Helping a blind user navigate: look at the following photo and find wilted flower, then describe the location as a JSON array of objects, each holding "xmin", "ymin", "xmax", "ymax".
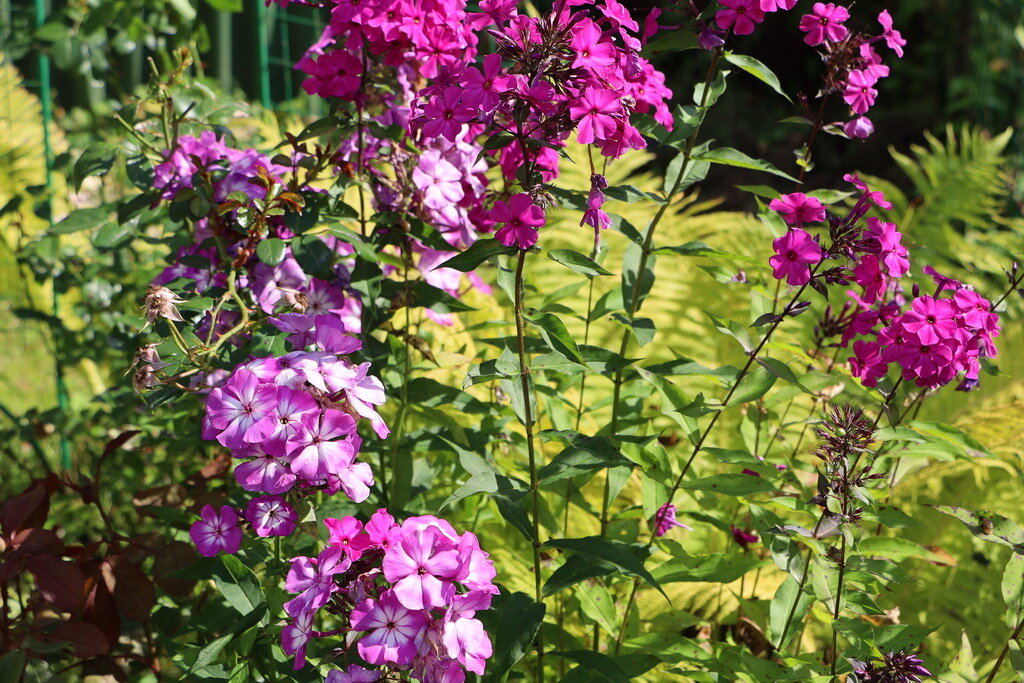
[{"xmin": 142, "ymin": 284, "xmax": 185, "ymax": 324}]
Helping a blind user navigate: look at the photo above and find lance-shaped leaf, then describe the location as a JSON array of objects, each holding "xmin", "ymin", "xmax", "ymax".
[
  {"xmin": 930, "ymin": 506, "xmax": 1024, "ymax": 550},
  {"xmin": 441, "ymin": 237, "xmax": 516, "ymax": 272},
  {"xmin": 544, "ymin": 537, "xmax": 667, "ymax": 599},
  {"xmin": 480, "ymin": 592, "xmax": 546, "ymax": 683},
  {"xmin": 695, "ymin": 147, "xmax": 798, "ymax": 183},
  {"xmin": 724, "ymin": 52, "xmax": 791, "ymax": 102}
]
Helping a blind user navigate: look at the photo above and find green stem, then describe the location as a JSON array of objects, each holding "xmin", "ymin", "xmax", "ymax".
[
  {"xmin": 600, "ymin": 45, "xmax": 724, "ymax": 537},
  {"xmin": 985, "ymin": 615, "xmax": 1024, "ymax": 683},
  {"xmin": 513, "ymin": 250, "xmax": 544, "ymax": 680}
]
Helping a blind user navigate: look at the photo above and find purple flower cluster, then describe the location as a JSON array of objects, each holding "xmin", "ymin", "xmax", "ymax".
[
  {"xmin": 714, "ymin": 2, "xmax": 906, "ymax": 138},
  {"xmin": 768, "ymin": 174, "xmax": 909, "ymax": 299},
  {"xmin": 283, "ymin": 512, "xmax": 498, "ymax": 682},
  {"xmin": 847, "ymin": 268, "xmax": 1000, "ymax": 389}
]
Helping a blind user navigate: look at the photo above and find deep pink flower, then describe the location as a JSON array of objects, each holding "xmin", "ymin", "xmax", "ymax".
[
  {"xmin": 844, "ymin": 70, "xmax": 879, "ymax": 115},
  {"xmin": 653, "ymin": 503, "xmax": 691, "ymax": 537},
  {"xmin": 246, "ymin": 495, "xmax": 297, "ymax": 537},
  {"xmin": 878, "ymin": 10, "xmax": 906, "ymax": 57},
  {"xmin": 799, "ymin": 3, "xmax": 849, "ymax": 46},
  {"xmin": 769, "ymin": 193, "xmax": 826, "ymax": 227},
  {"xmin": 325, "ymin": 516, "xmax": 373, "ymax": 560},
  {"xmin": 569, "ymin": 87, "xmax": 621, "ymax": 145},
  {"xmin": 461, "ymin": 54, "xmax": 512, "ymax": 112},
  {"xmin": 570, "ymin": 19, "xmax": 617, "ymax": 72},
  {"xmin": 190, "ymin": 505, "xmax": 243, "ymax": 557},
  {"xmin": 716, "ymin": 0, "xmax": 765, "ymax": 36},
  {"xmin": 491, "ymin": 194, "xmax": 544, "ymax": 250},
  {"xmin": 442, "ymin": 592, "xmax": 494, "ymax": 675},
  {"xmin": 351, "ymin": 590, "xmax": 428, "ymax": 666},
  {"xmin": 383, "ymin": 526, "xmax": 461, "ymax": 610},
  {"xmin": 234, "ymin": 440, "xmax": 297, "ymax": 494},
  {"xmin": 769, "ymin": 229, "xmax": 822, "ymax": 285},
  {"xmin": 299, "ymin": 51, "xmax": 363, "ymax": 100},
  {"xmin": 844, "ymin": 173, "xmax": 893, "ymax": 210},
  {"xmin": 205, "ymin": 369, "xmax": 278, "ymax": 449},
  {"xmin": 281, "ymin": 609, "xmax": 314, "ymax": 670},
  {"xmin": 420, "ymin": 88, "xmax": 475, "ymax": 143},
  {"xmin": 901, "ymin": 296, "xmax": 958, "ymax": 345},
  {"xmin": 270, "ymin": 386, "xmax": 318, "ymax": 440},
  {"xmin": 844, "ymin": 116, "xmax": 875, "ymax": 139},
  {"xmin": 731, "ymin": 525, "xmax": 759, "ymax": 548},
  {"xmin": 760, "ymin": 0, "xmax": 797, "ymax": 11}
]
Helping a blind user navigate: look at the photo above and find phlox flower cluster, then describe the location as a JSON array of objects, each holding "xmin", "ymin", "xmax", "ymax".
[
  {"xmin": 189, "ymin": 316, "xmax": 387, "ymax": 556},
  {"xmin": 713, "ymin": 2, "xmax": 906, "ymax": 138},
  {"xmin": 767, "ymin": 174, "xmax": 909, "ymax": 303},
  {"xmin": 282, "ymin": 512, "xmax": 498, "ymax": 683},
  {"xmin": 845, "ymin": 268, "xmax": 1000, "ymax": 390}
]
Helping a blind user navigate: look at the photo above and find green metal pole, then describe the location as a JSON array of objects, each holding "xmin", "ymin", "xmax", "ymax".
[
  {"xmin": 34, "ymin": 0, "xmax": 71, "ymax": 471},
  {"xmin": 255, "ymin": 0, "xmax": 272, "ymax": 109}
]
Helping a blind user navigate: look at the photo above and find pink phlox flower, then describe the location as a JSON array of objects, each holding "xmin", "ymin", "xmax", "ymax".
[
  {"xmin": 466, "ymin": 0, "xmax": 517, "ymax": 29},
  {"xmin": 760, "ymin": 0, "xmax": 797, "ymax": 11},
  {"xmin": 234, "ymin": 439, "xmax": 297, "ymax": 494},
  {"xmin": 205, "ymin": 369, "xmax": 279, "ymax": 449},
  {"xmin": 340, "ymin": 362, "xmax": 389, "ymax": 438},
  {"xmin": 492, "ymin": 194, "xmax": 544, "ymax": 250},
  {"xmin": 286, "ymin": 409, "xmax": 358, "ymax": 481},
  {"xmin": 460, "ymin": 54, "xmax": 512, "ymax": 112},
  {"xmin": 878, "ymin": 10, "xmax": 906, "ymax": 57},
  {"xmin": 731, "ymin": 525, "xmax": 759, "ymax": 548},
  {"xmin": 858, "ymin": 43, "xmax": 890, "ymax": 80},
  {"xmin": 455, "ymin": 531, "xmax": 498, "ymax": 592},
  {"xmin": 300, "ymin": 278, "xmax": 347, "ymax": 317},
  {"xmin": 600, "ymin": 0, "xmax": 640, "ymax": 33},
  {"xmin": 383, "ymin": 526, "xmax": 461, "ymax": 610},
  {"xmin": 653, "ymin": 502, "xmax": 691, "ymax": 537},
  {"xmin": 597, "ymin": 118, "xmax": 646, "ymax": 158},
  {"xmin": 325, "ymin": 516, "xmax": 374, "ymax": 560},
  {"xmin": 853, "ymin": 255, "xmax": 887, "ymax": 304},
  {"xmin": 190, "ymin": 504, "xmax": 243, "ymax": 557},
  {"xmin": 299, "ymin": 50, "xmax": 363, "ymax": 100},
  {"xmin": 922, "ymin": 265, "xmax": 964, "ymax": 293},
  {"xmin": 863, "ymin": 217, "xmax": 909, "ymax": 277},
  {"xmin": 769, "ymin": 192, "xmax": 826, "ymax": 227},
  {"xmin": 901, "ymin": 296, "xmax": 958, "ymax": 345},
  {"xmin": 849, "ymin": 339, "xmax": 887, "ymax": 387},
  {"xmin": 326, "ymin": 666, "xmax": 381, "ymax": 683},
  {"xmin": 413, "ymin": 149, "xmax": 466, "ymax": 210},
  {"xmin": 351, "ymin": 590, "xmax": 428, "ymax": 666},
  {"xmin": 716, "ymin": 0, "xmax": 765, "ymax": 36},
  {"xmin": 325, "ymin": 454, "xmax": 375, "ymax": 504},
  {"xmin": 246, "ymin": 495, "xmax": 297, "ymax": 537},
  {"xmin": 365, "ymin": 508, "xmax": 400, "ymax": 549},
  {"xmin": 441, "ymin": 593, "xmax": 493, "ymax": 675},
  {"xmin": 271, "ymin": 386, "xmax": 319, "ymax": 440},
  {"xmin": 844, "ymin": 69, "xmax": 879, "ymax": 115},
  {"xmin": 844, "ymin": 116, "xmax": 875, "ymax": 139},
  {"xmin": 570, "ymin": 87, "xmax": 622, "ymax": 145},
  {"xmin": 270, "ymin": 314, "xmax": 319, "ymax": 350},
  {"xmin": 312, "ymin": 314, "xmax": 362, "ymax": 355},
  {"xmin": 281, "ymin": 608, "xmax": 315, "ymax": 670},
  {"xmin": 570, "ymin": 19, "xmax": 617, "ymax": 72},
  {"xmin": 799, "ymin": 2, "xmax": 850, "ymax": 46},
  {"xmin": 420, "ymin": 88, "xmax": 476, "ymax": 142},
  {"xmin": 769, "ymin": 229, "xmax": 822, "ymax": 286},
  {"xmin": 844, "ymin": 173, "xmax": 893, "ymax": 210},
  {"xmin": 284, "ymin": 546, "xmax": 350, "ymax": 616}
]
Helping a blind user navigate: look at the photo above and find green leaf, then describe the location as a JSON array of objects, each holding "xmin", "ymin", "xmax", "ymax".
[
  {"xmin": 205, "ymin": 0, "xmax": 243, "ymax": 11},
  {"xmin": 93, "ymin": 221, "xmax": 135, "ymax": 249},
  {"xmin": 441, "ymin": 238, "xmax": 516, "ymax": 272},
  {"xmin": 529, "ymin": 312, "xmax": 584, "ymax": 364},
  {"xmin": 543, "ymin": 553, "xmax": 616, "ymax": 596},
  {"xmin": 655, "ymin": 241, "xmax": 720, "ymax": 257},
  {"xmin": 770, "ymin": 575, "xmax": 811, "ymax": 651},
  {"xmin": 73, "ymin": 143, "xmax": 118, "ymax": 191},
  {"xmin": 211, "ymin": 555, "xmax": 264, "ymax": 615},
  {"xmin": 537, "ymin": 432, "xmax": 634, "ymax": 483},
  {"xmin": 663, "ymin": 156, "xmax": 710, "ymax": 196},
  {"xmin": 126, "ymin": 154, "xmax": 155, "ymax": 189},
  {"xmin": 547, "ymin": 248, "xmax": 613, "ymax": 277},
  {"xmin": 724, "ymin": 53, "xmax": 791, "ymax": 102},
  {"xmin": 611, "ymin": 314, "xmax": 655, "ymax": 347},
  {"xmin": 256, "ymin": 238, "xmax": 287, "ymax": 266},
  {"xmin": 695, "ymin": 147, "xmax": 798, "ymax": 182},
  {"xmin": 1002, "ymin": 553, "xmax": 1024, "ymax": 627},
  {"xmin": 641, "ymin": 30, "xmax": 699, "ymax": 55},
  {"xmin": 930, "ymin": 506, "xmax": 1024, "ymax": 549},
  {"xmin": 576, "ymin": 582, "xmax": 619, "ymax": 635},
  {"xmin": 545, "ymin": 537, "xmax": 666, "ymax": 599},
  {"xmin": 729, "ymin": 366, "xmax": 777, "ymax": 405},
  {"xmin": 653, "ymin": 554, "xmax": 765, "ymax": 584},
  {"xmin": 480, "ymin": 592, "xmax": 546, "ymax": 683},
  {"xmin": 291, "ymin": 235, "xmax": 335, "ymax": 280},
  {"xmin": 52, "ymin": 207, "xmax": 108, "ymax": 234},
  {"xmin": 706, "ymin": 312, "xmax": 755, "ymax": 353},
  {"xmin": 680, "ymin": 473, "xmax": 776, "ymax": 496}
]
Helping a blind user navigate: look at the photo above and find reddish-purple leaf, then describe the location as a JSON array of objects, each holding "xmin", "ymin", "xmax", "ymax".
[
  {"xmin": 27, "ymin": 555, "xmax": 85, "ymax": 613},
  {"xmin": 153, "ymin": 541, "xmax": 198, "ymax": 598},
  {"xmin": 102, "ymin": 557, "xmax": 155, "ymax": 622},
  {"xmin": 1, "ymin": 477, "xmax": 54, "ymax": 536},
  {"xmin": 51, "ymin": 620, "xmax": 110, "ymax": 658}
]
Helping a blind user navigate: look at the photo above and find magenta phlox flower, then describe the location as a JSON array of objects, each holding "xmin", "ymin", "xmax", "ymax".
[
  {"xmin": 922, "ymin": 265, "xmax": 964, "ymax": 293},
  {"xmin": 301, "ymin": 278, "xmax": 347, "ymax": 317},
  {"xmin": 234, "ymin": 439, "xmax": 297, "ymax": 494},
  {"xmin": 731, "ymin": 525, "xmax": 759, "ymax": 548},
  {"xmin": 760, "ymin": 0, "xmax": 796, "ymax": 11},
  {"xmin": 284, "ymin": 546, "xmax": 350, "ymax": 617},
  {"xmin": 878, "ymin": 10, "xmax": 906, "ymax": 57},
  {"xmin": 844, "ymin": 173, "xmax": 894, "ymax": 210},
  {"xmin": 441, "ymin": 595, "xmax": 493, "ymax": 675},
  {"xmin": 492, "ymin": 194, "xmax": 544, "ymax": 250},
  {"xmin": 570, "ymin": 87, "xmax": 621, "ymax": 144},
  {"xmin": 246, "ymin": 495, "xmax": 298, "ymax": 537},
  {"xmin": 286, "ymin": 409, "xmax": 358, "ymax": 481},
  {"xmin": 299, "ymin": 50, "xmax": 363, "ymax": 99},
  {"xmin": 190, "ymin": 505, "xmax": 243, "ymax": 557},
  {"xmin": 844, "ymin": 116, "xmax": 875, "ymax": 139},
  {"xmin": 853, "ymin": 255, "xmax": 887, "ymax": 304},
  {"xmin": 325, "ymin": 516, "xmax": 373, "ymax": 560},
  {"xmin": 455, "ymin": 531, "xmax": 498, "ymax": 592},
  {"xmin": 864, "ymin": 217, "xmax": 909, "ymax": 277},
  {"xmin": 799, "ymin": 2, "xmax": 849, "ymax": 46},
  {"xmin": 653, "ymin": 502, "xmax": 691, "ymax": 537},
  {"xmin": 326, "ymin": 457, "xmax": 375, "ymax": 503},
  {"xmin": 365, "ymin": 508, "xmax": 400, "ymax": 549},
  {"xmin": 326, "ymin": 666, "xmax": 381, "ymax": 683},
  {"xmin": 383, "ymin": 526, "xmax": 461, "ymax": 610},
  {"xmin": 351, "ymin": 590, "xmax": 428, "ymax": 666},
  {"xmin": 769, "ymin": 229, "xmax": 822, "ymax": 286},
  {"xmin": 312, "ymin": 314, "xmax": 363, "ymax": 355},
  {"xmin": 570, "ymin": 19, "xmax": 617, "ymax": 72},
  {"xmin": 461, "ymin": 54, "xmax": 512, "ymax": 112},
  {"xmin": 205, "ymin": 369, "xmax": 279, "ymax": 449},
  {"xmin": 901, "ymin": 296, "xmax": 958, "ymax": 345},
  {"xmin": 342, "ymin": 363, "xmax": 390, "ymax": 438},
  {"xmin": 716, "ymin": 0, "xmax": 765, "ymax": 36},
  {"xmin": 850, "ymin": 339, "xmax": 887, "ymax": 387},
  {"xmin": 413, "ymin": 150, "xmax": 466, "ymax": 210},
  {"xmin": 769, "ymin": 192, "xmax": 825, "ymax": 227},
  {"xmin": 421, "ymin": 88, "xmax": 475, "ymax": 142},
  {"xmin": 597, "ymin": 118, "xmax": 646, "ymax": 158},
  {"xmin": 844, "ymin": 69, "xmax": 879, "ymax": 115},
  {"xmin": 859, "ymin": 43, "xmax": 890, "ymax": 81},
  {"xmin": 271, "ymin": 386, "xmax": 319, "ymax": 440}
]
